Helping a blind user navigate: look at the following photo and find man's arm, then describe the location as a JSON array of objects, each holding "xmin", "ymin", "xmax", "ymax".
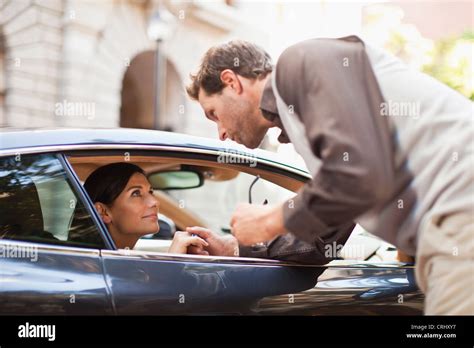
[
  {"xmin": 274, "ymin": 36, "xmax": 395, "ymax": 244},
  {"xmin": 186, "ymin": 224, "xmax": 354, "ymax": 264},
  {"xmin": 239, "ymin": 221, "xmax": 354, "ymax": 264}
]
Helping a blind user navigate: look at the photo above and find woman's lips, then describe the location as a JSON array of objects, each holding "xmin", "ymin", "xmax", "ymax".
[{"xmin": 142, "ymin": 214, "xmax": 158, "ymax": 221}]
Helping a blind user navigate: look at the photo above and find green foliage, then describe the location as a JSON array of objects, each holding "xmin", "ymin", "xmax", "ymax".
[{"xmin": 422, "ymin": 31, "xmax": 473, "ymax": 100}]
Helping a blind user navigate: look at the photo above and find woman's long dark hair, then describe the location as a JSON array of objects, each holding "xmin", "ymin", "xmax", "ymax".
[{"xmin": 84, "ymin": 163, "xmax": 145, "ymax": 205}]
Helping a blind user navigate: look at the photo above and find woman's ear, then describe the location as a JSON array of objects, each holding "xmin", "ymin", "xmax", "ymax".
[{"xmin": 94, "ymin": 202, "xmax": 112, "ymax": 224}]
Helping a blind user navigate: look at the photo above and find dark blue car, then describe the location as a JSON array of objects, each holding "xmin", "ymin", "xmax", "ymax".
[{"xmin": 0, "ymin": 128, "xmax": 423, "ymax": 315}]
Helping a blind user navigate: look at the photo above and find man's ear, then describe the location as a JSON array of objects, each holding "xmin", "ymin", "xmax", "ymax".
[
  {"xmin": 94, "ymin": 202, "xmax": 112, "ymax": 224},
  {"xmin": 220, "ymin": 69, "xmax": 243, "ymax": 94}
]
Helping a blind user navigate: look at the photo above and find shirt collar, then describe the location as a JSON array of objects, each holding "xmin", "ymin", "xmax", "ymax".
[
  {"xmin": 259, "ymin": 75, "xmax": 279, "ymax": 122},
  {"xmin": 259, "ymin": 74, "xmax": 290, "ymax": 144}
]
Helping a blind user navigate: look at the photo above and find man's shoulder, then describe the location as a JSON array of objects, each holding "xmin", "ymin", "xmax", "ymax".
[
  {"xmin": 274, "ymin": 36, "xmax": 366, "ymax": 107},
  {"xmin": 277, "ymin": 35, "xmax": 365, "ymax": 68}
]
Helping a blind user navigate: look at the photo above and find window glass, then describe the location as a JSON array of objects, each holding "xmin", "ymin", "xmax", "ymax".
[{"xmin": 0, "ymin": 154, "xmax": 105, "ymax": 248}]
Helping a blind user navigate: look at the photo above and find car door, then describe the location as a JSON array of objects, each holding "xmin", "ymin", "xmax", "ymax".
[
  {"xmin": 0, "ymin": 153, "xmax": 114, "ymax": 314},
  {"xmin": 100, "ymin": 249, "xmax": 323, "ymax": 315},
  {"xmin": 100, "ymin": 250, "xmax": 421, "ymax": 315}
]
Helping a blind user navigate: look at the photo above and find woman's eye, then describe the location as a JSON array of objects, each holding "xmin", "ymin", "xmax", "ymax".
[
  {"xmin": 149, "ymin": 189, "xmax": 154, "ymax": 195},
  {"xmin": 131, "ymin": 190, "xmax": 141, "ymax": 197}
]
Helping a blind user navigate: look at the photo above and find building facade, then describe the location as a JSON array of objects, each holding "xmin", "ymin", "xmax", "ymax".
[{"xmin": 0, "ymin": 0, "xmax": 265, "ymax": 138}]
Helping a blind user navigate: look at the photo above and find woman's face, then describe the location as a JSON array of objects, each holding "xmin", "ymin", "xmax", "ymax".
[{"xmin": 104, "ymin": 172, "xmax": 160, "ymax": 238}]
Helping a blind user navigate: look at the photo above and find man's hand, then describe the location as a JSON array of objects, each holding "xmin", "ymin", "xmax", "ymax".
[
  {"xmin": 230, "ymin": 203, "xmax": 287, "ymax": 246},
  {"xmin": 186, "ymin": 226, "xmax": 239, "ymax": 256}
]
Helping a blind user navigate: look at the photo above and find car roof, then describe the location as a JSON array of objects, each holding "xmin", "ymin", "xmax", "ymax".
[{"xmin": 0, "ymin": 127, "xmax": 309, "ymax": 176}]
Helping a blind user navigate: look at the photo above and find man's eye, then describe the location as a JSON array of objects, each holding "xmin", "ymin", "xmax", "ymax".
[{"xmin": 149, "ymin": 189, "xmax": 154, "ymax": 195}]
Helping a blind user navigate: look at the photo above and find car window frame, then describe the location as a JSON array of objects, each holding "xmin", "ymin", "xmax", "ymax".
[
  {"xmin": 1, "ymin": 145, "xmax": 409, "ymax": 267},
  {"xmin": 0, "ymin": 143, "xmax": 411, "ymax": 267}
]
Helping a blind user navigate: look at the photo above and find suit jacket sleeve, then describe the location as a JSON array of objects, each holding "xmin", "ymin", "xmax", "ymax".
[{"xmin": 239, "ymin": 220, "xmax": 354, "ymax": 264}]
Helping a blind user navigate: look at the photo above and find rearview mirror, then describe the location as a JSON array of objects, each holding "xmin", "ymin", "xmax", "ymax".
[{"xmin": 148, "ymin": 170, "xmax": 203, "ymax": 190}]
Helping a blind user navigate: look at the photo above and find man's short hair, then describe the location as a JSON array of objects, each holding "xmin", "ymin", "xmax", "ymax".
[{"xmin": 186, "ymin": 40, "xmax": 273, "ymax": 100}]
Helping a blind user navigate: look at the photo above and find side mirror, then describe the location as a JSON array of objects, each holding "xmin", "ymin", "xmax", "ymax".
[{"xmin": 148, "ymin": 170, "xmax": 203, "ymax": 190}]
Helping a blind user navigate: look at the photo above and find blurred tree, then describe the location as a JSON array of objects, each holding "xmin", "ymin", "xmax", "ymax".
[
  {"xmin": 422, "ymin": 31, "xmax": 473, "ymax": 101},
  {"xmin": 363, "ymin": 5, "xmax": 472, "ymax": 101}
]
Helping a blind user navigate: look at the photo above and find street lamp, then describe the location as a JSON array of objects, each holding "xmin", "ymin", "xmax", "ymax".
[{"xmin": 147, "ymin": 6, "xmax": 177, "ymax": 130}]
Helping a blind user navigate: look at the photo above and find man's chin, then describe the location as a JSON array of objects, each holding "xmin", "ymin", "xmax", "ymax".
[
  {"xmin": 249, "ymin": 138, "xmax": 265, "ymax": 149},
  {"xmin": 239, "ymin": 136, "xmax": 263, "ymax": 149},
  {"xmin": 244, "ymin": 142, "xmax": 257, "ymax": 149},
  {"xmin": 242, "ymin": 142, "xmax": 257, "ymax": 149}
]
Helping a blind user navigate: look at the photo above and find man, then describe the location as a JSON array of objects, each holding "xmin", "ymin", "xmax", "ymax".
[{"xmin": 186, "ymin": 37, "xmax": 473, "ymax": 315}]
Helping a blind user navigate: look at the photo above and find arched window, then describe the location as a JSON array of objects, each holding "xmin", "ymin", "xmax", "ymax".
[{"xmin": 119, "ymin": 50, "xmax": 185, "ymax": 132}]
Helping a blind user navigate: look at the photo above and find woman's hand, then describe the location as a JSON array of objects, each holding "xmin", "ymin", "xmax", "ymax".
[{"xmin": 168, "ymin": 231, "xmax": 209, "ymax": 254}]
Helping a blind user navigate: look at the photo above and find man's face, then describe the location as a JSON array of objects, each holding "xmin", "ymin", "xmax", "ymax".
[{"xmin": 198, "ymin": 73, "xmax": 271, "ymax": 149}]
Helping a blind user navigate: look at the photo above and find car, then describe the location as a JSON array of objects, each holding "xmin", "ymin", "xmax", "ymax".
[{"xmin": 0, "ymin": 128, "xmax": 423, "ymax": 315}]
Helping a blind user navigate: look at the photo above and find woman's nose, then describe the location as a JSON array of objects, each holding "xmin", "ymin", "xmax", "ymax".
[{"xmin": 148, "ymin": 193, "xmax": 159, "ymax": 208}]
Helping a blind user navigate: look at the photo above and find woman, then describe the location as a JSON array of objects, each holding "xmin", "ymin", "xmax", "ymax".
[{"xmin": 84, "ymin": 162, "xmax": 210, "ymax": 254}]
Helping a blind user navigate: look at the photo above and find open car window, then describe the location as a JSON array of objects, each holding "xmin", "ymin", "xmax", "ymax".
[
  {"xmin": 68, "ymin": 152, "xmax": 302, "ymax": 232},
  {"xmin": 67, "ymin": 152, "xmax": 300, "ymax": 254}
]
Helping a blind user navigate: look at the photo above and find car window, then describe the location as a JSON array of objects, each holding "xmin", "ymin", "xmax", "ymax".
[
  {"xmin": 0, "ymin": 154, "xmax": 105, "ymax": 249},
  {"xmin": 163, "ymin": 171, "xmax": 295, "ymax": 233}
]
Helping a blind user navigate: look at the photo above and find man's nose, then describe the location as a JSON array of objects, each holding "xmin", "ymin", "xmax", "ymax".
[{"xmin": 218, "ymin": 126, "xmax": 228, "ymax": 141}]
